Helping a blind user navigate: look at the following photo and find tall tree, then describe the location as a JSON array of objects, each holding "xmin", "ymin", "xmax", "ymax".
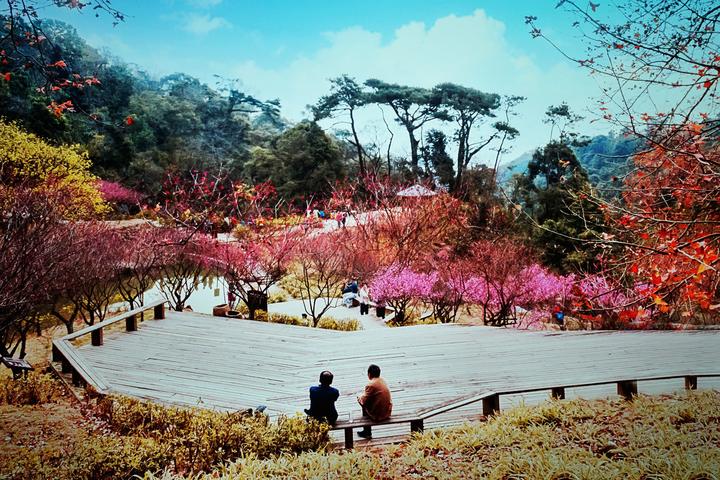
[
  {"xmin": 422, "ymin": 130, "xmax": 455, "ymax": 187},
  {"xmin": 311, "ymin": 75, "xmax": 369, "ymax": 176},
  {"xmin": 365, "ymin": 79, "xmax": 449, "ymax": 170},
  {"xmin": 273, "ymin": 121, "xmax": 345, "ymax": 202},
  {"xmin": 433, "ymin": 83, "xmax": 502, "ymax": 187}
]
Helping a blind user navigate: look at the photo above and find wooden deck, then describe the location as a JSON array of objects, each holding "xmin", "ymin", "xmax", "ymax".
[{"xmin": 62, "ymin": 311, "xmax": 720, "ymax": 445}]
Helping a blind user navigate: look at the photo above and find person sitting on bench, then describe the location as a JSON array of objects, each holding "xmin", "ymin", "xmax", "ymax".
[
  {"xmin": 304, "ymin": 370, "xmax": 339, "ymax": 425},
  {"xmin": 356, "ymin": 364, "xmax": 392, "ymax": 438}
]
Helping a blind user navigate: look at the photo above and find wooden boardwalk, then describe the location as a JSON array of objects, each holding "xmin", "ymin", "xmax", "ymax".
[{"xmin": 66, "ymin": 311, "xmax": 720, "ymax": 445}]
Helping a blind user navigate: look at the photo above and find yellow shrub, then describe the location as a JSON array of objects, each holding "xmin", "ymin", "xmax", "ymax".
[
  {"xmin": 0, "ymin": 120, "xmax": 107, "ymax": 217},
  {"xmin": 98, "ymin": 396, "xmax": 329, "ymax": 474},
  {"xmin": 0, "ymin": 372, "xmax": 66, "ymax": 405},
  {"xmin": 317, "ymin": 317, "xmax": 362, "ymax": 331}
]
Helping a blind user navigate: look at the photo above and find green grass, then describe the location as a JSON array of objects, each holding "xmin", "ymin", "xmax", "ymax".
[{"xmin": 144, "ymin": 390, "xmax": 720, "ymax": 480}]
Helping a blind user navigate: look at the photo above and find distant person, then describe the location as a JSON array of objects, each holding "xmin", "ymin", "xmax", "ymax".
[
  {"xmin": 357, "ymin": 364, "xmax": 392, "ymax": 438},
  {"xmin": 358, "ymin": 285, "xmax": 370, "ymax": 316},
  {"xmin": 342, "ymin": 280, "xmax": 358, "ymax": 308},
  {"xmin": 304, "ymin": 370, "xmax": 339, "ymax": 425},
  {"xmin": 552, "ymin": 305, "xmax": 565, "ymax": 330}
]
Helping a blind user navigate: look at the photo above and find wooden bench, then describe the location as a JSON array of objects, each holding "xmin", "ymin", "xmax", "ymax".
[
  {"xmin": 328, "ymin": 373, "xmax": 720, "ymax": 449},
  {"xmin": 1, "ymin": 356, "xmax": 34, "ymax": 379},
  {"xmin": 331, "ymin": 391, "xmax": 496, "ymax": 449},
  {"xmin": 332, "ymin": 414, "xmax": 425, "ymax": 449}
]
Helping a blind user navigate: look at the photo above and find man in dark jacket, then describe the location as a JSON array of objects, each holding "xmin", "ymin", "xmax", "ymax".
[{"xmin": 304, "ymin": 370, "xmax": 339, "ymax": 425}]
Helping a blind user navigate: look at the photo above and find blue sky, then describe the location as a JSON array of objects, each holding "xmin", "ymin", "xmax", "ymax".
[{"xmin": 45, "ymin": 1, "xmax": 609, "ymax": 161}]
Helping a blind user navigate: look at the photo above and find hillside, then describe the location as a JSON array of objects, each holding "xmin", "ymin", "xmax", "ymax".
[{"xmin": 498, "ymin": 133, "xmax": 642, "ymax": 190}]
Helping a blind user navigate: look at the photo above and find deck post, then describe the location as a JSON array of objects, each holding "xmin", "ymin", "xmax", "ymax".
[
  {"xmin": 617, "ymin": 380, "xmax": 637, "ymax": 400},
  {"xmin": 154, "ymin": 303, "xmax": 165, "ymax": 320},
  {"xmin": 125, "ymin": 314, "xmax": 138, "ymax": 332},
  {"xmin": 684, "ymin": 375, "xmax": 698, "ymax": 390},
  {"xmin": 71, "ymin": 369, "xmax": 83, "ymax": 386},
  {"xmin": 410, "ymin": 419, "xmax": 424, "ymax": 433},
  {"xmin": 482, "ymin": 394, "xmax": 500, "ymax": 416},
  {"xmin": 344, "ymin": 427, "xmax": 354, "ymax": 449},
  {"xmin": 91, "ymin": 328, "xmax": 103, "ymax": 346},
  {"xmin": 61, "ymin": 358, "xmax": 71, "ymax": 374},
  {"xmin": 51, "ymin": 344, "xmax": 62, "ymax": 362},
  {"xmin": 551, "ymin": 387, "xmax": 565, "ymax": 400}
]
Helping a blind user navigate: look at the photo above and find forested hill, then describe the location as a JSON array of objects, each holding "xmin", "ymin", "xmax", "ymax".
[
  {"xmin": 0, "ymin": 18, "xmax": 288, "ymax": 193},
  {"xmin": 499, "ymin": 133, "xmax": 642, "ymax": 188}
]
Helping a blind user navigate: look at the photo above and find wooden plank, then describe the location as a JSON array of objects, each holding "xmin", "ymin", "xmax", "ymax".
[{"xmin": 51, "ymin": 310, "xmax": 720, "ymax": 425}]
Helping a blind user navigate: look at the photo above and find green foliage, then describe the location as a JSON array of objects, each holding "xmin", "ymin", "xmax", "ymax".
[
  {"xmin": 574, "ymin": 132, "xmax": 641, "ymax": 192},
  {"xmin": 422, "ymin": 130, "xmax": 454, "ymax": 186},
  {"xmin": 0, "ymin": 20, "xmax": 284, "ymax": 190},
  {"xmin": 143, "ymin": 391, "xmax": 720, "ymax": 479},
  {"xmin": 275, "ymin": 122, "xmax": 346, "ymax": 201},
  {"xmin": 0, "ymin": 372, "xmax": 66, "ymax": 405},
  {"xmin": 513, "ymin": 141, "xmax": 606, "ymax": 272}
]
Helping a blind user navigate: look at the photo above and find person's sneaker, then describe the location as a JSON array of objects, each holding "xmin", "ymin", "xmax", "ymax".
[{"xmin": 357, "ymin": 430, "xmax": 372, "ymax": 438}]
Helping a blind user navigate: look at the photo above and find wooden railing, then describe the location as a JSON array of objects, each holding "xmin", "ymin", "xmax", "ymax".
[
  {"xmin": 333, "ymin": 372, "xmax": 720, "ymax": 449},
  {"xmin": 51, "ymin": 299, "xmax": 167, "ymax": 391}
]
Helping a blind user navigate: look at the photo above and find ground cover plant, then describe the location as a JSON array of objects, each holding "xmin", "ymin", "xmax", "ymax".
[
  {"xmin": 0, "ymin": 373, "xmax": 330, "ymax": 480},
  {"xmin": 143, "ymin": 390, "xmax": 720, "ymax": 480}
]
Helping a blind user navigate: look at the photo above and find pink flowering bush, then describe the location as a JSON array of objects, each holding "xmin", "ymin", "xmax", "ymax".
[
  {"xmin": 98, "ymin": 180, "xmax": 144, "ymax": 205},
  {"xmin": 369, "ymin": 265, "xmax": 429, "ymax": 324},
  {"xmin": 463, "ymin": 263, "xmax": 573, "ymax": 327}
]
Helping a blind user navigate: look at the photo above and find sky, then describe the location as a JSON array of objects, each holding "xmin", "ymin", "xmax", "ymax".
[{"xmin": 44, "ymin": 0, "xmax": 612, "ymax": 163}]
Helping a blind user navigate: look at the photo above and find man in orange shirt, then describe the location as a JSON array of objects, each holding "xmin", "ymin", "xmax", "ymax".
[{"xmin": 357, "ymin": 364, "xmax": 392, "ymax": 438}]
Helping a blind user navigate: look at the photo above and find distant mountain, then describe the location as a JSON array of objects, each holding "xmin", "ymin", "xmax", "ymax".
[
  {"xmin": 497, "ymin": 151, "xmax": 533, "ymax": 184},
  {"xmin": 497, "ymin": 133, "xmax": 642, "ymax": 189}
]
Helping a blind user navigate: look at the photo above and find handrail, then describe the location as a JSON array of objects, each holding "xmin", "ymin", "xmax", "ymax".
[
  {"xmin": 332, "ymin": 372, "xmax": 720, "ymax": 448},
  {"xmin": 51, "ymin": 299, "xmax": 168, "ymax": 391},
  {"xmin": 61, "ymin": 298, "xmax": 167, "ymax": 342}
]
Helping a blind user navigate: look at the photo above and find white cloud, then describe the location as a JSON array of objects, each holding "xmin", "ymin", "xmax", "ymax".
[
  {"xmin": 186, "ymin": 0, "xmax": 223, "ymax": 7},
  {"xmin": 182, "ymin": 13, "xmax": 230, "ymax": 35},
  {"xmin": 212, "ymin": 9, "xmax": 604, "ymax": 160}
]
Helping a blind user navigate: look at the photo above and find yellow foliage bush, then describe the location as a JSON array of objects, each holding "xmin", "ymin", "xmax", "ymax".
[
  {"xmin": 0, "ymin": 372, "xmax": 66, "ymax": 405},
  {"xmin": 2, "ymin": 433, "xmax": 171, "ymax": 480},
  {"xmin": 0, "ymin": 120, "xmax": 107, "ymax": 217},
  {"xmin": 316, "ymin": 317, "xmax": 362, "ymax": 331},
  {"xmin": 141, "ymin": 391, "xmax": 720, "ymax": 480},
  {"xmin": 97, "ymin": 395, "xmax": 329, "ymax": 473}
]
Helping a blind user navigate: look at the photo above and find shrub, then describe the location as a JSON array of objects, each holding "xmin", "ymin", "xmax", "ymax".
[
  {"xmin": 246, "ymin": 310, "xmax": 361, "ymax": 331},
  {"xmin": 140, "ymin": 391, "xmax": 720, "ymax": 479},
  {"xmin": 97, "ymin": 396, "xmax": 329, "ymax": 473},
  {"xmin": 0, "ymin": 372, "xmax": 66, "ymax": 405},
  {"xmin": 267, "ymin": 312, "xmax": 308, "ymax": 326},
  {"xmin": 1, "ymin": 433, "xmax": 171, "ymax": 480},
  {"xmin": 267, "ymin": 291, "xmax": 290, "ymax": 303},
  {"xmin": 277, "ymin": 271, "xmax": 307, "ymax": 299},
  {"xmin": 316, "ymin": 317, "xmax": 362, "ymax": 331}
]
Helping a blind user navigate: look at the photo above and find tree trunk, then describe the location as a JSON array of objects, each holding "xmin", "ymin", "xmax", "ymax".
[
  {"xmin": 408, "ymin": 132, "xmax": 420, "ymax": 168},
  {"xmin": 455, "ymin": 133, "xmax": 467, "ymax": 189},
  {"xmin": 350, "ymin": 109, "xmax": 365, "ymax": 177}
]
